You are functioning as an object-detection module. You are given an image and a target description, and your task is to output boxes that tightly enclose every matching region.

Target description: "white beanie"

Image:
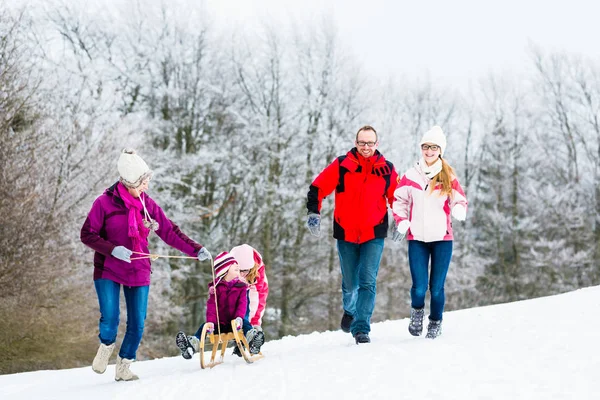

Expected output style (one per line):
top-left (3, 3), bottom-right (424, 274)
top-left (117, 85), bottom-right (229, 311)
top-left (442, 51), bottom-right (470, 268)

top-left (117, 148), bottom-right (153, 188)
top-left (230, 244), bottom-right (256, 271)
top-left (419, 126), bottom-right (447, 156)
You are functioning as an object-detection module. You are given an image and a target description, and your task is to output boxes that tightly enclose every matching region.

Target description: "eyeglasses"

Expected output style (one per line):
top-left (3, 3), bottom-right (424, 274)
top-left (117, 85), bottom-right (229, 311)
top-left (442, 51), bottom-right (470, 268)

top-left (240, 269), bottom-right (250, 274)
top-left (421, 144), bottom-right (440, 151)
top-left (356, 141), bottom-right (377, 147)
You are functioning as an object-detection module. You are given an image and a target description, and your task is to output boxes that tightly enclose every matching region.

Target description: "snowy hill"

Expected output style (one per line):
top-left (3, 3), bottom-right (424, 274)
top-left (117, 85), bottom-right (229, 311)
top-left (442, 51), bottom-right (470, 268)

top-left (2, 286), bottom-right (599, 400)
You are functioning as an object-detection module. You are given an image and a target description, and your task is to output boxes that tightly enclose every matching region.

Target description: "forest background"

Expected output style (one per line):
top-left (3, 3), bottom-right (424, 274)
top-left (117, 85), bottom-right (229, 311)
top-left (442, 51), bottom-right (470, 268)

top-left (2, 0), bottom-right (599, 374)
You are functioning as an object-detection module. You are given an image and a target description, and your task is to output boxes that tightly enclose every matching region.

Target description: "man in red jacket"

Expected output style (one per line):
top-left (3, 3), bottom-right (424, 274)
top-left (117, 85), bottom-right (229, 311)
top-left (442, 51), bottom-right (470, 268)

top-left (306, 126), bottom-right (399, 344)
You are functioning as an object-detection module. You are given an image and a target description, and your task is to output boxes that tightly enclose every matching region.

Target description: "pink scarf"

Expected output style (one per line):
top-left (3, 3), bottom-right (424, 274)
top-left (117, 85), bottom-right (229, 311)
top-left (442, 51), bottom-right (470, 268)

top-left (117, 182), bottom-right (150, 252)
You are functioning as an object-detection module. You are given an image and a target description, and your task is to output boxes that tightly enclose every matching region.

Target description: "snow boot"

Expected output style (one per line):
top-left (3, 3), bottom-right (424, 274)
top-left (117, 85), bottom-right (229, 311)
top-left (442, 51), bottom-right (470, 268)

top-left (175, 331), bottom-right (198, 360)
top-left (340, 311), bottom-right (353, 333)
top-left (248, 330), bottom-right (265, 354)
top-left (92, 343), bottom-right (115, 374)
top-left (115, 356), bottom-right (139, 381)
top-left (408, 307), bottom-right (425, 336)
top-left (354, 332), bottom-right (370, 344)
top-left (232, 344), bottom-right (242, 357)
top-left (426, 319), bottom-right (442, 339)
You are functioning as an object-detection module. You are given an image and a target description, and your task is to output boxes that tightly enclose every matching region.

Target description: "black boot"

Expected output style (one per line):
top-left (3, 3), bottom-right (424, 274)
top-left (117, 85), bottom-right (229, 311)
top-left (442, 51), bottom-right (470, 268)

top-left (175, 331), bottom-right (194, 360)
top-left (408, 307), bottom-right (425, 336)
top-left (354, 332), bottom-right (370, 344)
top-left (426, 319), bottom-right (442, 339)
top-left (248, 330), bottom-right (265, 354)
top-left (340, 311), bottom-right (354, 333)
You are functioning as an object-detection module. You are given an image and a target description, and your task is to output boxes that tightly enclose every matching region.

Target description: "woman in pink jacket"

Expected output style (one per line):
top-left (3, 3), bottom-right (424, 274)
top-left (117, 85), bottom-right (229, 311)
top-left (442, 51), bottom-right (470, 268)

top-left (392, 126), bottom-right (468, 339)
top-left (230, 244), bottom-right (269, 355)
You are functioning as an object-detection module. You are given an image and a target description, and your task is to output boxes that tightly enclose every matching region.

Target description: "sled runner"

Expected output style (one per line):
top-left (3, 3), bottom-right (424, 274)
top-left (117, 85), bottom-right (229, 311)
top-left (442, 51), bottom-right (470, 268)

top-left (199, 320), bottom-right (264, 369)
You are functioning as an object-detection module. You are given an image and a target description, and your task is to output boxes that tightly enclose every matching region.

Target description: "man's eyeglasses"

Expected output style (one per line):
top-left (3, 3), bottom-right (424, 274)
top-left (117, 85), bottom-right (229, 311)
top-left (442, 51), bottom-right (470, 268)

top-left (356, 141), bottom-right (377, 147)
top-left (421, 144), bottom-right (440, 151)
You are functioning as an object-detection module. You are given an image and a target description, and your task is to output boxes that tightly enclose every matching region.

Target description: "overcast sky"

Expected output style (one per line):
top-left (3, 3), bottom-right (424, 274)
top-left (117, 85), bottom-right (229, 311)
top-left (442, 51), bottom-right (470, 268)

top-left (13, 0), bottom-right (600, 88)
top-left (205, 0), bottom-right (600, 87)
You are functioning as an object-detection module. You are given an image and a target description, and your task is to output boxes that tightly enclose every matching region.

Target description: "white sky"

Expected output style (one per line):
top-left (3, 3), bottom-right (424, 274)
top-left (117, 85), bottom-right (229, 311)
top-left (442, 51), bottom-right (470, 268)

top-left (205, 0), bottom-right (600, 87)
top-left (12, 0), bottom-right (600, 88)
top-left (2, 285), bottom-right (599, 399)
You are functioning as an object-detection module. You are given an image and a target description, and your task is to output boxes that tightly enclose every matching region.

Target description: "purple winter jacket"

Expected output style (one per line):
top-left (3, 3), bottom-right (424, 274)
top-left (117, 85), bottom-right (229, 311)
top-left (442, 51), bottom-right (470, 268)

top-left (206, 279), bottom-right (248, 326)
top-left (80, 182), bottom-right (203, 286)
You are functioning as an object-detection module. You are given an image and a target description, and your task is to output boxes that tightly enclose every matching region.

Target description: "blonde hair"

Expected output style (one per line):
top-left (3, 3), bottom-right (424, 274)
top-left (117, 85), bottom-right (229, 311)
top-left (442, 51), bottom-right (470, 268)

top-left (245, 263), bottom-right (259, 285)
top-left (429, 158), bottom-right (456, 197)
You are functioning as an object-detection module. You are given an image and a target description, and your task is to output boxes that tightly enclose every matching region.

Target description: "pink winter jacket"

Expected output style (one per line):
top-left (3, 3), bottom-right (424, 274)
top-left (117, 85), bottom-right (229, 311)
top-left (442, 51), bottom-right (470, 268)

top-left (392, 162), bottom-right (468, 242)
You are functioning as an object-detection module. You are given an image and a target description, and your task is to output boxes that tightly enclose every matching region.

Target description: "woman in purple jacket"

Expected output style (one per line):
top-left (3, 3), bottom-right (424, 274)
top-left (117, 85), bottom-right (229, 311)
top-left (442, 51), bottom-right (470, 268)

top-left (81, 149), bottom-right (211, 381)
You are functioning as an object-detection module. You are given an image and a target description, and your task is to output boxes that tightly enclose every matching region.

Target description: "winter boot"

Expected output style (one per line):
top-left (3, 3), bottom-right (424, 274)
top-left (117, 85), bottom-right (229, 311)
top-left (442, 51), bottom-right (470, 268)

top-left (92, 343), bottom-right (115, 374)
top-left (408, 307), bottom-right (425, 336)
top-left (232, 344), bottom-right (242, 357)
top-left (354, 332), bottom-right (370, 344)
top-left (175, 331), bottom-right (198, 360)
top-left (115, 356), bottom-right (139, 381)
top-left (248, 330), bottom-right (265, 354)
top-left (340, 311), bottom-right (354, 333)
top-left (426, 319), bottom-right (442, 339)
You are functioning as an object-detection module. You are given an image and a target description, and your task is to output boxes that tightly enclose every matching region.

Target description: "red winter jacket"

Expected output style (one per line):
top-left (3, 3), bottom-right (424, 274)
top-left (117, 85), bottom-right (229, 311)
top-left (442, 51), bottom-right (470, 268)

top-left (307, 149), bottom-right (399, 244)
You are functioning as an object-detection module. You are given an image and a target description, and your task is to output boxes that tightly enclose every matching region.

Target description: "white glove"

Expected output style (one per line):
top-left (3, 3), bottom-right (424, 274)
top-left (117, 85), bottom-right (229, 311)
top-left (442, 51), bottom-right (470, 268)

top-left (452, 205), bottom-right (467, 221)
top-left (111, 246), bottom-right (132, 263)
top-left (197, 247), bottom-right (211, 261)
top-left (397, 220), bottom-right (411, 234)
top-left (235, 317), bottom-right (243, 331)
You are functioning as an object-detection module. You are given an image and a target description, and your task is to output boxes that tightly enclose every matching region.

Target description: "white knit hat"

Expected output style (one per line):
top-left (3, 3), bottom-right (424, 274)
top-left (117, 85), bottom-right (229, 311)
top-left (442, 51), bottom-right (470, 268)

top-left (118, 149), bottom-right (153, 188)
top-left (419, 126), bottom-right (447, 156)
top-left (230, 244), bottom-right (256, 271)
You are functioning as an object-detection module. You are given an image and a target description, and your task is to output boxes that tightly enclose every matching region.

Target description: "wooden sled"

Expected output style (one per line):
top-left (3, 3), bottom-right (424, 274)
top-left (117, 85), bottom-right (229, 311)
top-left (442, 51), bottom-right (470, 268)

top-left (199, 320), bottom-right (264, 369)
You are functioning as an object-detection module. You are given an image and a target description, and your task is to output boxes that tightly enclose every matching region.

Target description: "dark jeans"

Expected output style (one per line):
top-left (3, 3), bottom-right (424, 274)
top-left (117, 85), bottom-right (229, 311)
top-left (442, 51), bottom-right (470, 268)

top-left (408, 240), bottom-right (453, 321)
top-left (337, 238), bottom-right (384, 335)
top-left (94, 279), bottom-right (149, 360)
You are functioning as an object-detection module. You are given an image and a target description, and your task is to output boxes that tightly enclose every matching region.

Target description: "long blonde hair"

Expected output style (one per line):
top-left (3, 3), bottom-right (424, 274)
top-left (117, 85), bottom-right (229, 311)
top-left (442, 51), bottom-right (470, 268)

top-left (245, 262), bottom-right (259, 285)
top-left (429, 158), bottom-right (456, 197)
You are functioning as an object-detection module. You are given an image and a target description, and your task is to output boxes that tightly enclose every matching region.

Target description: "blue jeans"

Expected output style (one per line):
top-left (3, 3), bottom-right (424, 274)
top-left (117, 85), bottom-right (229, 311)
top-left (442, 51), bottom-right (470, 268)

top-left (94, 279), bottom-right (149, 360)
top-left (337, 238), bottom-right (384, 335)
top-left (408, 240), bottom-right (453, 321)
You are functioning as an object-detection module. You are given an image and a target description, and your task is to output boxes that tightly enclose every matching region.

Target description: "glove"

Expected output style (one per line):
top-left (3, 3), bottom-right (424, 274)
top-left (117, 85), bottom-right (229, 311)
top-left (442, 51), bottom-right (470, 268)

top-left (197, 247), bottom-right (211, 261)
top-left (253, 325), bottom-right (263, 332)
top-left (306, 213), bottom-right (321, 237)
top-left (452, 205), bottom-right (467, 221)
top-left (111, 246), bottom-right (132, 263)
top-left (205, 322), bottom-right (214, 334)
top-left (235, 317), bottom-right (243, 331)
top-left (392, 220), bottom-right (410, 242)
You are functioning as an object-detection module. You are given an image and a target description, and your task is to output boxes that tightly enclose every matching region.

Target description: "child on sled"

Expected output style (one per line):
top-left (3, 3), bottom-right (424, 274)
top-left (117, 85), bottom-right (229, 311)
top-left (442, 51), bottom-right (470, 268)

top-left (175, 251), bottom-right (262, 359)
top-left (230, 244), bottom-right (269, 356)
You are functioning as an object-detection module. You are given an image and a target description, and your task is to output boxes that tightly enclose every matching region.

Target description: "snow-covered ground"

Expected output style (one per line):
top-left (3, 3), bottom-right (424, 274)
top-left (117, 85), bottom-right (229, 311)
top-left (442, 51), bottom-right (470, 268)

top-left (2, 286), bottom-right (599, 400)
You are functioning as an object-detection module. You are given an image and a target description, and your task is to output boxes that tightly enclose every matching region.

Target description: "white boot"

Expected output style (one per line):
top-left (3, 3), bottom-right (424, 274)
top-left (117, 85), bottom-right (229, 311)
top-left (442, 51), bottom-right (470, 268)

top-left (92, 343), bottom-right (115, 374)
top-left (115, 356), bottom-right (139, 381)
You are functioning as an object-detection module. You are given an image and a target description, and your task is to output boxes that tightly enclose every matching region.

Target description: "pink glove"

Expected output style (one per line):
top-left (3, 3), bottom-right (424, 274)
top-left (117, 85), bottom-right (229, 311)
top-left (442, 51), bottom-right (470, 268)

top-left (235, 317), bottom-right (243, 331)
top-left (206, 322), bottom-right (214, 334)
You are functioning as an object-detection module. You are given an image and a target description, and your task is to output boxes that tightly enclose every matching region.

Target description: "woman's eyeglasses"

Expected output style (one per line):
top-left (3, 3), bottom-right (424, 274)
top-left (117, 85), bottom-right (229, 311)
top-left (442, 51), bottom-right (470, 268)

top-left (240, 269), bottom-right (250, 274)
top-left (421, 144), bottom-right (440, 151)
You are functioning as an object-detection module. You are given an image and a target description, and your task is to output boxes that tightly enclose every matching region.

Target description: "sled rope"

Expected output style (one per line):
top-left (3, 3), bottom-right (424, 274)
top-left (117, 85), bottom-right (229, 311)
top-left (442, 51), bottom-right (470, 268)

top-left (208, 254), bottom-right (223, 338)
top-left (130, 251), bottom-right (199, 261)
